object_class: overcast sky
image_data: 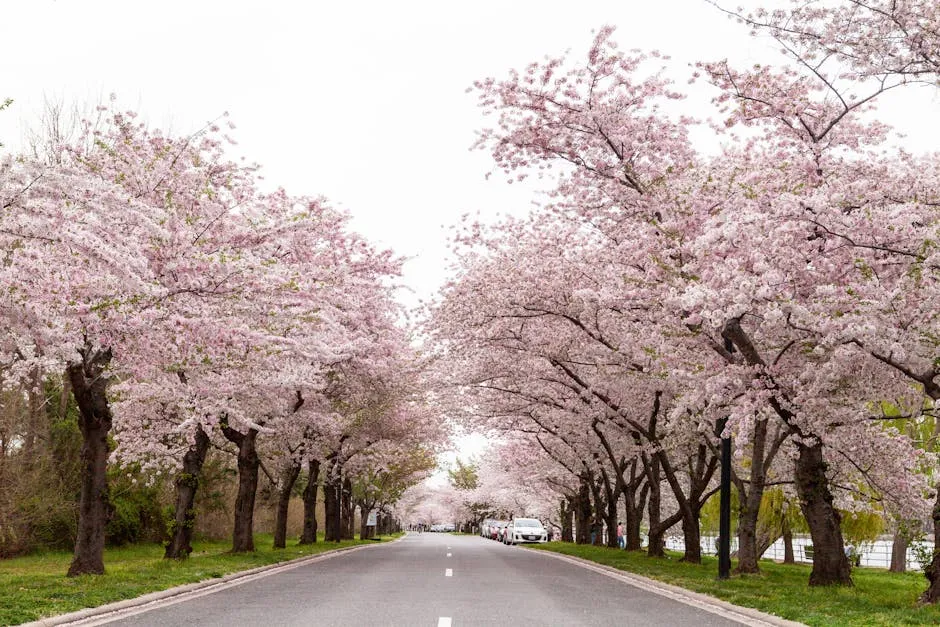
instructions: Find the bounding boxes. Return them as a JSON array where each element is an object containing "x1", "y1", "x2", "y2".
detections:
[{"x1": 3, "y1": 1, "x2": 938, "y2": 469}]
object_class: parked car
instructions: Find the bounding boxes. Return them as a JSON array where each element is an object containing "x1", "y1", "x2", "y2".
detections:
[{"x1": 504, "y1": 518, "x2": 548, "y2": 545}]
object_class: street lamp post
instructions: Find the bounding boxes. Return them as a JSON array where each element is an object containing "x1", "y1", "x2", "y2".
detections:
[{"x1": 718, "y1": 336, "x2": 734, "y2": 580}]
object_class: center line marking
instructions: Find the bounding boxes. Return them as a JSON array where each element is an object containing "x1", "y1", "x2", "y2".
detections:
[
  {"x1": 447, "y1": 552, "x2": 452, "y2": 557},
  {"x1": 438, "y1": 618, "x2": 452, "y2": 627},
  {"x1": 445, "y1": 568, "x2": 453, "y2": 577}
]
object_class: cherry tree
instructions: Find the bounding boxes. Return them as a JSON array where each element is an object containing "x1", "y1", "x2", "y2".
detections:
[{"x1": 465, "y1": 26, "x2": 932, "y2": 587}]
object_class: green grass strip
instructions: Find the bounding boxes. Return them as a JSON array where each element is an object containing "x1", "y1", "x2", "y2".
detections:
[
  {"x1": 0, "y1": 533, "x2": 401, "y2": 625},
  {"x1": 528, "y1": 543, "x2": 940, "y2": 626}
]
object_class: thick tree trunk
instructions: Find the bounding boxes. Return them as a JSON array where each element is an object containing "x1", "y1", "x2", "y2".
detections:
[
  {"x1": 341, "y1": 477, "x2": 354, "y2": 540},
  {"x1": 359, "y1": 501, "x2": 376, "y2": 540},
  {"x1": 735, "y1": 418, "x2": 771, "y2": 574},
  {"x1": 889, "y1": 529, "x2": 908, "y2": 573},
  {"x1": 324, "y1": 468, "x2": 342, "y2": 542},
  {"x1": 920, "y1": 490, "x2": 940, "y2": 603},
  {"x1": 67, "y1": 348, "x2": 113, "y2": 577},
  {"x1": 560, "y1": 498, "x2": 574, "y2": 543},
  {"x1": 299, "y1": 459, "x2": 320, "y2": 544},
  {"x1": 795, "y1": 441, "x2": 852, "y2": 586},
  {"x1": 680, "y1": 510, "x2": 702, "y2": 564},
  {"x1": 645, "y1": 455, "x2": 665, "y2": 558},
  {"x1": 623, "y1": 473, "x2": 647, "y2": 551},
  {"x1": 736, "y1": 504, "x2": 760, "y2": 573},
  {"x1": 165, "y1": 425, "x2": 210, "y2": 559},
  {"x1": 783, "y1": 522, "x2": 795, "y2": 564},
  {"x1": 222, "y1": 424, "x2": 260, "y2": 553},
  {"x1": 574, "y1": 477, "x2": 591, "y2": 544},
  {"x1": 273, "y1": 462, "x2": 301, "y2": 549}
]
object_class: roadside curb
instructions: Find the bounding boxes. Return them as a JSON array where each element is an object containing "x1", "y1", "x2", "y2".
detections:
[
  {"x1": 23, "y1": 534, "x2": 406, "y2": 627},
  {"x1": 528, "y1": 548, "x2": 805, "y2": 627}
]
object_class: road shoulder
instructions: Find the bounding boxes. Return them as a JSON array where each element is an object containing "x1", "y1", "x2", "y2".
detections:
[
  {"x1": 528, "y1": 548, "x2": 805, "y2": 627},
  {"x1": 23, "y1": 536, "x2": 405, "y2": 627}
]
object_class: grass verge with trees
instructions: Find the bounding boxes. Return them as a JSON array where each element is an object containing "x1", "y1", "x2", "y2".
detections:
[{"x1": 0, "y1": 532, "x2": 401, "y2": 626}]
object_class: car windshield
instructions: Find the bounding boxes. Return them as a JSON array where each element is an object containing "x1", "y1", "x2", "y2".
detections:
[{"x1": 515, "y1": 519, "x2": 542, "y2": 527}]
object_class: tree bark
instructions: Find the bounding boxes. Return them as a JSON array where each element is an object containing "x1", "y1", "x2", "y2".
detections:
[
  {"x1": 221, "y1": 423, "x2": 260, "y2": 553},
  {"x1": 623, "y1": 463, "x2": 647, "y2": 551},
  {"x1": 794, "y1": 441, "x2": 852, "y2": 586},
  {"x1": 574, "y1": 476, "x2": 592, "y2": 544},
  {"x1": 359, "y1": 500, "x2": 377, "y2": 540},
  {"x1": 341, "y1": 477, "x2": 355, "y2": 539},
  {"x1": 273, "y1": 462, "x2": 301, "y2": 549},
  {"x1": 165, "y1": 425, "x2": 210, "y2": 559},
  {"x1": 299, "y1": 459, "x2": 320, "y2": 544},
  {"x1": 67, "y1": 347, "x2": 113, "y2": 577},
  {"x1": 645, "y1": 454, "x2": 666, "y2": 558},
  {"x1": 735, "y1": 419, "x2": 770, "y2": 573},
  {"x1": 559, "y1": 497, "x2": 574, "y2": 542},
  {"x1": 920, "y1": 489, "x2": 940, "y2": 602},
  {"x1": 889, "y1": 529, "x2": 908, "y2": 573},
  {"x1": 680, "y1": 512, "x2": 702, "y2": 564},
  {"x1": 782, "y1": 521, "x2": 795, "y2": 564},
  {"x1": 324, "y1": 465, "x2": 342, "y2": 542}
]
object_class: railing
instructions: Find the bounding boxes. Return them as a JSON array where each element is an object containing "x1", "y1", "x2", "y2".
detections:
[{"x1": 663, "y1": 534, "x2": 930, "y2": 571}]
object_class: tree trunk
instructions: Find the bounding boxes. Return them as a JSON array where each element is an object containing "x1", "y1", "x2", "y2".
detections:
[
  {"x1": 680, "y1": 510, "x2": 702, "y2": 564},
  {"x1": 560, "y1": 498, "x2": 574, "y2": 543},
  {"x1": 574, "y1": 477, "x2": 591, "y2": 544},
  {"x1": 645, "y1": 455, "x2": 665, "y2": 558},
  {"x1": 273, "y1": 462, "x2": 301, "y2": 549},
  {"x1": 299, "y1": 459, "x2": 320, "y2": 544},
  {"x1": 794, "y1": 441, "x2": 852, "y2": 586},
  {"x1": 920, "y1": 489, "x2": 940, "y2": 603},
  {"x1": 165, "y1": 425, "x2": 210, "y2": 559},
  {"x1": 735, "y1": 417, "x2": 771, "y2": 574},
  {"x1": 783, "y1": 522, "x2": 795, "y2": 564},
  {"x1": 359, "y1": 501, "x2": 375, "y2": 540},
  {"x1": 889, "y1": 529, "x2": 908, "y2": 573},
  {"x1": 341, "y1": 477, "x2": 354, "y2": 540},
  {"x1": 623, "y1": 470, "x2": 647, "y2": 551},
  {"x1": 67, "y1": 347, "x2": 113, "y2": 577},
  {"x1": 736, "y1": 503, "x2": 760, "y2": 573},
  {"x1": 324, "y1": 468, "x2": 342, "y2": 542},
  {"x1": 221, "y1": 424, "x2": 260, "y2": 553}
]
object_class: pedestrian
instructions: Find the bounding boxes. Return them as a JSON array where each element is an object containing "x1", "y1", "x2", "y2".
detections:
[
  {"x1": 617, "y1": 521, "x2": 625, "y2": 549},
  {"x1": 590, "y1": 518, "x2": 599, "y2": 546}
]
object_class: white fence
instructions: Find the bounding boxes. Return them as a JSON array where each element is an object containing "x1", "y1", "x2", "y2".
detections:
[{"x1": 663, "y1": 534, "x2": 931, "y2": 571}]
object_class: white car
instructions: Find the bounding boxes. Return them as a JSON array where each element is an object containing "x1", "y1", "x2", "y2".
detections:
[{"x1": 505, "y1": 518, "x2": 548, "y2": 545}]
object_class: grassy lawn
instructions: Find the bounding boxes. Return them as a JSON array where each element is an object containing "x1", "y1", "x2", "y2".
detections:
[
  {"x1": 529, "y1": 542, "x2": 940, "y2": 626},
  {"x1": 0, "y1": 532, "x2": 401, "y2": 626}
]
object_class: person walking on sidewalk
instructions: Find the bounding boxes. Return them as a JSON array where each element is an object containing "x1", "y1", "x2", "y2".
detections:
[{"x1": 617, "y1": 521, "x2": 625, "y2": 549}]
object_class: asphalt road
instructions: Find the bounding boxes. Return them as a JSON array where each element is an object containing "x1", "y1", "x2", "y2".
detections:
[{"x1": 96, "y1": 533, "x2": 755, "y2": 626}]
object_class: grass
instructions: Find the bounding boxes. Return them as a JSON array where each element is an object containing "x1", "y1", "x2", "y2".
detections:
[
  {"x1": 529, "y1": 542, "x2": 940, "y2": 626},
  {"x1": 0, "y1": 532, "x2": 401, "y2": 626}
]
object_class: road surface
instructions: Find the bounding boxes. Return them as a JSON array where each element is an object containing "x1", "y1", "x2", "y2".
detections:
[{"x1": 94, "y1": 533, "x2": 759, "y2": 626}]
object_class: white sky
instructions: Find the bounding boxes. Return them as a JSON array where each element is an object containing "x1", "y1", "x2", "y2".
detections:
[{"x1": 3, "y1": 0, "x2": 938, "y2": 469}]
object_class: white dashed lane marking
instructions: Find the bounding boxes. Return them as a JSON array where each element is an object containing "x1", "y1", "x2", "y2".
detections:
[
  {"x1": 447, "y1": 552, "x2": 452, "y2": 557},
  {"x1": 438, "y1": 618, "x2": 452, "y2": 627},
  {"x1": 445, "y1": 568, "x2": 453, "y2": 577}
]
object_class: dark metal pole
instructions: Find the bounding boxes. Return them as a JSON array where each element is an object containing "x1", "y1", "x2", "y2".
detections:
[
  {"x1": 718, "y1": 416, "x2": 732, "y2": 579},
  {"x1": 718, "y1": 336, "x2": 734, "y2": 580}
]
